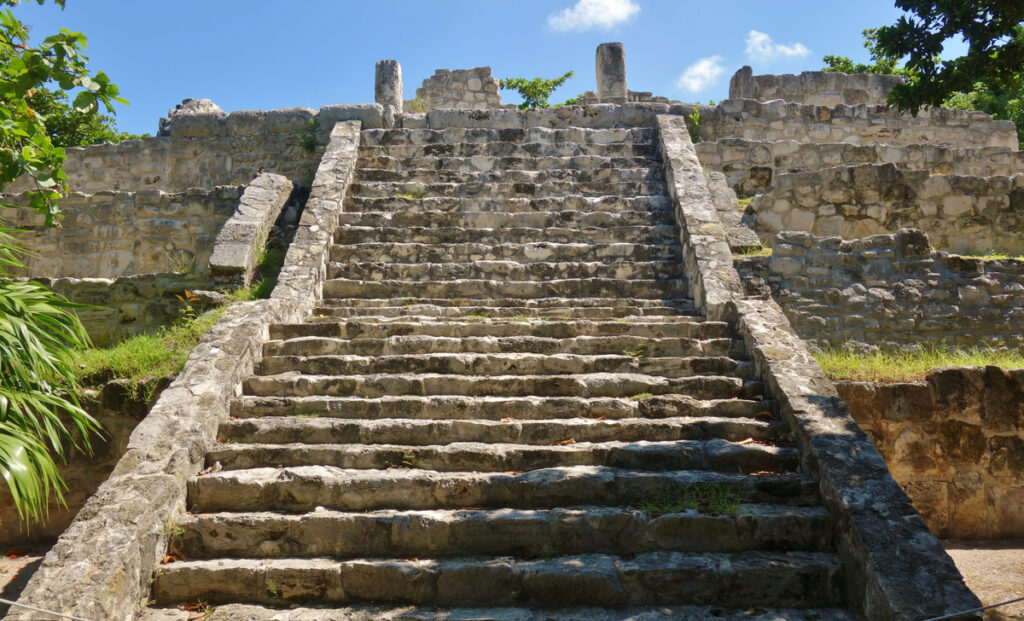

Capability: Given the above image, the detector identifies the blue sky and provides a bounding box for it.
[15,0,932,135]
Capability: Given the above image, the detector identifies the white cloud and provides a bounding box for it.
[676,56,726,92]
[547,0,641,32]
[745,30,810,62]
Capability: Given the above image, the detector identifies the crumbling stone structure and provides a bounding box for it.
[411,67,502,111]
[729,65,905,106]
[2,51,1010,621]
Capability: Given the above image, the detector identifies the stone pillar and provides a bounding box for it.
[729,65,754,100]
[596,42,627,102]
[375,59,403,114]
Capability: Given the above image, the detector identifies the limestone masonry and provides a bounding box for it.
[4,45,1017,620]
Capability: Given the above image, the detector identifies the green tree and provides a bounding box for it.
[823,28,906,75]
[0,0,123,525]
[26,87,145,146]
[499,70,575,109]
[873,1,1024,113]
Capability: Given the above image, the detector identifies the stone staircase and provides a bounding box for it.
[146,124,854,619]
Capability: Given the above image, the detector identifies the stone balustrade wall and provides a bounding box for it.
[744,164,1024,255]
[412,67,502,111]
[837,367,1024,539]
[735,229,1024,351]
[1,187,242,278]
[698,98,1018,149]
[696,138,1023,195]
[729,66,904,107]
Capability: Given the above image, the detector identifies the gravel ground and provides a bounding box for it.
[944,540,1024,620]
[0,543,48,617]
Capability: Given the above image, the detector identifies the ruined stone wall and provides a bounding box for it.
[736,229,1024,351]
[837,367,1024,539]
[729,66,904,107]
[413,67,502,111]
[2,187,241,278]
[696,138,1023,195]
[744,164,1024,254]
[698,99,1018,149]
[37,273,220,346]
[7,105,394,195]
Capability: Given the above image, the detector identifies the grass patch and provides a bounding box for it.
[736,195,754,211]
[65,307,225,400]
[814,345,1024,383]
[392,189,428,200]
[639,484,742,517]
[734,242,772,258]
[64,241,288,400]
[955,251,1024,261]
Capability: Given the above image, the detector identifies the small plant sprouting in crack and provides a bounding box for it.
[629,392,654,401]
[266,577,282,598]
[159,516,185,538]
[623,340,649,358]
[178,600,214,620]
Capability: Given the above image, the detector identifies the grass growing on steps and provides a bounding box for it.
[639,484,742,517]
[815,346,1024,383]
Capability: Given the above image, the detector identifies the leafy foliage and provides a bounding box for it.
[499,70,575,109]
[822,28,907,75]
[0,0,125,524]
[0,0,127,226]
[874,2,1024,113]
[25,87,144,147]
[0,231,99,525]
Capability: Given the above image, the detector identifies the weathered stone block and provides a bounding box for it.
[596,42,627,102]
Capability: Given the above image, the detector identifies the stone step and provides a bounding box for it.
[321,278,688,301]
[172,505,832,561]
[347,179,668,199]
[309,305,698,320]
[325,260,683,282]
[143,603,856,621]
[345,194,672,214]
[188,466,820,513]
[358,140,659,159]
[151,551,840,609]
[206,438,796,473]
[356,166,662,185]
[335,210,674,229]
[333,224,679,245]
[264,335,738,358]
[242,372,761,400]
[255,353,755,380]
[309,296,696,311]
[228,395,774,422]
[268,318,729,341]
[217,415,784,449]
[357,153,657,173]
[360,126,658,147]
